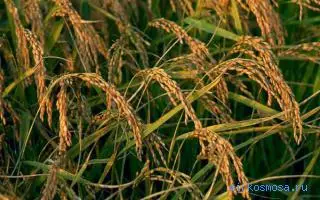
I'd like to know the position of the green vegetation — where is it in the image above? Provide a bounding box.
[0,0,319,199]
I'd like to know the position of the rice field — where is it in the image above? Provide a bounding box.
[0,0,319,199]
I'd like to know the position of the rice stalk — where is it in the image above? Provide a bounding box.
[116,20,149,67]
[164,55,232,123]
[144,167,202,199]
[97,0,150,67]
[4,1,50,125]
[103,0,129,23]
[185,54,228,104]
[145,134,167,166]
[0,69,5,125]
[200,0,231,22]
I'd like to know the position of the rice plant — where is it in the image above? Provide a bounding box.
[0,0,319,199]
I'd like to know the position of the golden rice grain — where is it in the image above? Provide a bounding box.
[56,82,71,154]
[140,67,249,198]
[195,129,249,199]
[23,29,48,123]
[4,0,30,75]
[23,0,44,44]
[279,42,320,63]
[245,0,284,45]
[149,18,209,60]
[169,0,194,15]
[107,37,125,84]
[224,36,303,143]
[41,164,58,200]
[200,0,230,22]
[292,0,320,20]
[52,0,108,73]
[52,73,143,158]
[246,0,285,46]
[141,67,202,129]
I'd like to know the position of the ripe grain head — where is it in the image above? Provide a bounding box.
[149,19,210,60]
[23,29,48,122]
[279,42,320,63]
[223,36,303,143]
[23,0,44,44]
[166,55,231,123]
[41,163,58,200]
[292,0,320,20]
[169,0,194,16]
[53,73,143,158]
[56,82,71,154]
[246,0,285,46]
[4,0,30,75]
[195,129,249,199]
[140,67,202,130]
[200,0,230,22]
[52,0,108,73]
[107,37,125,84]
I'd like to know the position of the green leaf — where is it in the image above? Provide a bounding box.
[230,0,243,34]
[313,68,320,94]
[184,18,240,41]
[45,19,64,52]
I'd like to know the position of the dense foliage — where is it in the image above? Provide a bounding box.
[0,0,319,199]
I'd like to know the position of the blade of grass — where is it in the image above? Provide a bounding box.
[184,18,240,41]
[288,145,320,200]
[230,0,243,34]
[45,19,64,52]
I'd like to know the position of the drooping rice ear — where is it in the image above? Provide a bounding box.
[107,37,125,85]
[246,0,285,46]
[41,163,58,200]
[169,0,194,16]
[52,73,143,159]
[52,0,108,73]
[278,42,320,63]
[56,81,71,154]
[149,18,210,60]
[292,0,320,20]
[140,67,202,130]
[23,0,44,45]
[23,29,48,123]
[195,129,250,199]
[216,37,303,144]
[4,0,30,78]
